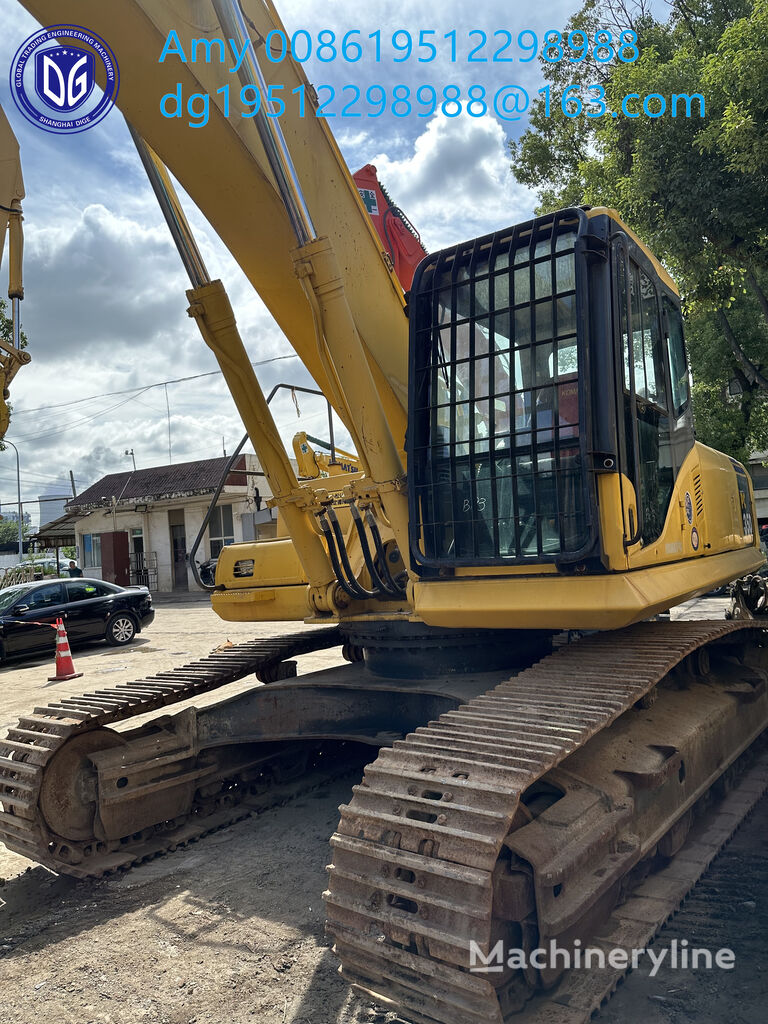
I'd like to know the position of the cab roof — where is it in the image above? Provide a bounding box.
[586,206,679,297]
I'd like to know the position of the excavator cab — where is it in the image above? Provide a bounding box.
[407,207,759,616]
[409,207,591,566]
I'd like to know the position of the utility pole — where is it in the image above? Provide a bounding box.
[164,383,172,463]
[3,439,23,558]
[69,470,77,497]
[124,448,136,471]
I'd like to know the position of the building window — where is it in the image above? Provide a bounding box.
[208,505,234,558]
[82,533,102,568]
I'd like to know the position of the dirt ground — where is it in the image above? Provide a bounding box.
[0,594,765,1024]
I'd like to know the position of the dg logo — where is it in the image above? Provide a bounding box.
[35,46,95,113]
[10,25,119,134]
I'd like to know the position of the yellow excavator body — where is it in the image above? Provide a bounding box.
[13,2,761,629]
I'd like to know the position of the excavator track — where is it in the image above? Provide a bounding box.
[325,620,768,1024]
[0,626,342,876]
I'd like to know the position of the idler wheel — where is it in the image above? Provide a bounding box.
[39,729,125,841]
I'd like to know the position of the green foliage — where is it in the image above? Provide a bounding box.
[0,296,28,349]
[699,0,768,175]
[510,0,662,211]
[510,0,768,459]
[686,299,768,461]
[0,518,27,545]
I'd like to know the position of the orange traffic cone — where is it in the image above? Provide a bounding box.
[48,617,83,682]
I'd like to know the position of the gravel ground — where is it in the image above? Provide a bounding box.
[598,797,768,1024]
[0,593,764,1024]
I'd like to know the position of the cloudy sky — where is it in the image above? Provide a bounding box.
[0,0,637,526]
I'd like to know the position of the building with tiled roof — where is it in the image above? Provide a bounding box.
[66,457,249,512]
[57,454,275,592]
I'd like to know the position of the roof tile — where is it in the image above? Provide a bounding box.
[66,456,246,511]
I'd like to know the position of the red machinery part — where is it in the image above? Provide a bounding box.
[353,164,427,292]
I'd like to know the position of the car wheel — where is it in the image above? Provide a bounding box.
[106,613,137,646]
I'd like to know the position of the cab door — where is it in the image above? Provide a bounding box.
[64,580,110,642]
[9,582,67,657]
[612,239,683,549]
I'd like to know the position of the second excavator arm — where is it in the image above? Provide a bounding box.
[0,105,30,438]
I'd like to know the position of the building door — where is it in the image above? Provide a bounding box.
[101,531,131,587]
[168,510,188,591]
[129,527,150,587]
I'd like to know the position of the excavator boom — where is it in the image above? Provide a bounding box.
[19,0,410,442]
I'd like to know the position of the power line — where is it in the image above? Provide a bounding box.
[0,467,86,486]
[13,374,217,416]
[11,355,298,417]
[12,389,154,444]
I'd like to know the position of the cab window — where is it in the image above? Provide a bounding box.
[414,218,588,563]
[26,583,65,609]
[617,253,673,545]
[664,298,689,415]
[630,265,667,409]
[66,581,101,602]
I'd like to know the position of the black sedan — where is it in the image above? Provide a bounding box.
[0,578,154,662]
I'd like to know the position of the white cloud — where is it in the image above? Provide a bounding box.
[3,175,311,519]
[23,203,186,353]
[371,115,534,250]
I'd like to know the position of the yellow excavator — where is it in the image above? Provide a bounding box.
[1,4,766,1024]
[0,106,30,436]
[293,431,359,481]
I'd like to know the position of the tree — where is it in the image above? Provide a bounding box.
[510,0,768,458]
[0,296,27,349]
[685,299,768,462]
[0,517,28,546]
[699,0,768,178]
[0,295,28,446]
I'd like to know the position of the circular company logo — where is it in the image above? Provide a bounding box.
[10,25,119,134]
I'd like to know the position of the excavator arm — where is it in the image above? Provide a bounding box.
[292,431,359,480]
[18,0,415,613]
[352,164,427,291]
[19,0,410,436]
[0,105,30,438]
